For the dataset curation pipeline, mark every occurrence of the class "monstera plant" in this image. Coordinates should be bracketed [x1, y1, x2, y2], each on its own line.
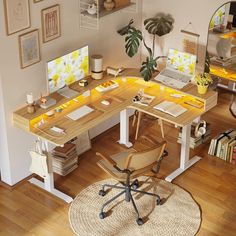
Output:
[118, 13, 174, 81]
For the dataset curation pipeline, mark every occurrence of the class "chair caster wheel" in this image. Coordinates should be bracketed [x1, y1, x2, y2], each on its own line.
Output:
[136, 218, 144, 226]
[132, 179, 139, 190]
[99, 190, 106, 196]
[99, 212, 106, 219]
[156, 196, 161, 205]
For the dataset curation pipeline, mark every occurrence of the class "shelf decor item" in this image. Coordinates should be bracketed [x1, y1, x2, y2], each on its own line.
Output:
[3, 0, 31, 35]
[18, 29, 41, 69]
[41, 5, 61, 43]
[103, 0, 115, 11]
[118, 13, 174, 81]
[194, 72, 213, 95]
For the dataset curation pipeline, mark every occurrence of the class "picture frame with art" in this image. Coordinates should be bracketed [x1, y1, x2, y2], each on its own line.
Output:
[41, 4, 61, 43]
[3, 0, 31, 35]
[18, 29, 41, 69]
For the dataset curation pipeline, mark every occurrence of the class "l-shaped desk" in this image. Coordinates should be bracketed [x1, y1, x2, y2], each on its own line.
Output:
[13, 68, 218, 203]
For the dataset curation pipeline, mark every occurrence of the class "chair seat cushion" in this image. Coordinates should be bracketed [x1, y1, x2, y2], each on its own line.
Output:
[97, 150, 135, 181]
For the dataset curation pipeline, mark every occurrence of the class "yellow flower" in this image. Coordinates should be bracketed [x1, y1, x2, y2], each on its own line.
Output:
[55, 58, 62, 65]
[80, 56, 89, 74]
[188, 63, 195, 75]
[195, 73, 212, 86]
[65, 74, 76, 85]
[72, 51, 79, 60]
[177, 65, 184, 73]
[52, 74, 59, 86]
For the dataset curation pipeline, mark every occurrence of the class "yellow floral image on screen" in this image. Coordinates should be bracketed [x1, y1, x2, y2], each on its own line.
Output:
[167, 49, 197, 75]
[47, 46, 89, 93]
[210, 6, 226, 29]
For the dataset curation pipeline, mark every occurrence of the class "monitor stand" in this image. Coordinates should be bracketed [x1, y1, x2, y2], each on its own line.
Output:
[57, 86, 79, 98]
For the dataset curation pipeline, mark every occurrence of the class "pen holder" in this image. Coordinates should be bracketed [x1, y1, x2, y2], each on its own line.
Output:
[27, 103, 36, 114]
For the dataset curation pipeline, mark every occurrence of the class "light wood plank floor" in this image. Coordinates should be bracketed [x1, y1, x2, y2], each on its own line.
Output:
[0, 89, 236, 236]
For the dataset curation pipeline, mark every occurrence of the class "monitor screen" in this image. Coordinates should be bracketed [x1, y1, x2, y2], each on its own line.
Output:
[167, 49, 197, 76]
[210, 6, 226, 29]
[47, 45, 89, 94]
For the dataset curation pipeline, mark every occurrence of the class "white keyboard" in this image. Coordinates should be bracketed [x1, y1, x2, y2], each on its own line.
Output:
[66, 105, 94, 121]
[161, 69, 191, 83]
[155, 75, 187, 89]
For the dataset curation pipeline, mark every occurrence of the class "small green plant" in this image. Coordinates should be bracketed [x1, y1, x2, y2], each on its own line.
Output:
[195, 72, 213, 86]
[118, 14, 174, 81]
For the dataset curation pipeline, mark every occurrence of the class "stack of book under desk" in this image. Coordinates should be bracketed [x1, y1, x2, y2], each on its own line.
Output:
[178, 123, 211, 149]
[208, 129, 236, 164]
[52, 143, 78, 176]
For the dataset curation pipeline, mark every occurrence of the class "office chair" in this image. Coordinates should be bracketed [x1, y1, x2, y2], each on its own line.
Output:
[132, 111, 165, 140]
[96, 136, 167, 225]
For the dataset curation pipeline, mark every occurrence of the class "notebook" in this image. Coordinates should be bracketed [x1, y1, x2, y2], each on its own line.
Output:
[154, 49, 197, 89]
[153, 101, 188, 117]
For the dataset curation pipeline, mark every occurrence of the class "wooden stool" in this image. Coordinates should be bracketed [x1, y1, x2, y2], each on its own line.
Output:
[132, 111, 165, 140]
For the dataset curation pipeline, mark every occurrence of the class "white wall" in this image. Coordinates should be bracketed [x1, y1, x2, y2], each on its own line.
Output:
[141, 0, 230, 70]
[0, 0, 142, 185]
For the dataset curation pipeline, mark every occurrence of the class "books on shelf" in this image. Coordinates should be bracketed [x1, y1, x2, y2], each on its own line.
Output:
[178, 122, 211, 149]
[208, 129, 236, 164]
[52, 142, 78, 176]
[153, 101, 187, 117]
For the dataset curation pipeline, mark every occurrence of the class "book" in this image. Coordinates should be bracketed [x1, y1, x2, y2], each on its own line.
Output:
[153, 101, 187, 117]
[53, 143, 76, 155]
[134, 93, 155, 106]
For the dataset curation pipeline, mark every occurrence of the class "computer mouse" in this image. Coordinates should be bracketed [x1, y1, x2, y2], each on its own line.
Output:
[101, 100, 110, 106]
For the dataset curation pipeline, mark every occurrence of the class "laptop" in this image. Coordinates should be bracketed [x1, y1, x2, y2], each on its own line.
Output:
[154, 49, 197, 89]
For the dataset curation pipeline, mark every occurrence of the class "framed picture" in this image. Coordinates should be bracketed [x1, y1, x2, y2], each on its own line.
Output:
[41, 5, 61, 43]
[33, 0, 43, 3]
[3, 0, 31, 35]
[18, 29, 41, 68]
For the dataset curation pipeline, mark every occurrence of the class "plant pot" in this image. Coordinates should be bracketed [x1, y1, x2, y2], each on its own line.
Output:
[197, 85, 208, 95]
[104, 0, 115, 11]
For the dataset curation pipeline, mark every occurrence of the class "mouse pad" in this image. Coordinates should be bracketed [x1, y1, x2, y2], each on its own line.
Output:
[91, 95, 125, 112]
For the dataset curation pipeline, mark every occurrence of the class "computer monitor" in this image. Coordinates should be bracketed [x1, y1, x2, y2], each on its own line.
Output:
[210, 5, 226, 29]
[47, 45, 89, 94]
[167, 49, 197, 76]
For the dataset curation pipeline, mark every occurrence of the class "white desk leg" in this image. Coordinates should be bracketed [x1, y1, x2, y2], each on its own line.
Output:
[29, 140, 73, 203]
[165, 123, 201, 182]
[118, 109, 133, 148]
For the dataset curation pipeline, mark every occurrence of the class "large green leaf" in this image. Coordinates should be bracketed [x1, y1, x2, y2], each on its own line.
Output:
[140, 57, 157, 81]
[144, 14, 174, 36]
[124, 27, 142, 57]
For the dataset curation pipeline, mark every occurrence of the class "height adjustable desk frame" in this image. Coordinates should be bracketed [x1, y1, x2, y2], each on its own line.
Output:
[13, 69, 217, 203]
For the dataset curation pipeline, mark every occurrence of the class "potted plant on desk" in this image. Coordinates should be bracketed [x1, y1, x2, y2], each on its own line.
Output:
[194, 72, 213, 95]
[117, 14, 174, 81]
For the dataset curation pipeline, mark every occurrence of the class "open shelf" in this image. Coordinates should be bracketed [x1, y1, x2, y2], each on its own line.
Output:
[79, 0, 137, 30]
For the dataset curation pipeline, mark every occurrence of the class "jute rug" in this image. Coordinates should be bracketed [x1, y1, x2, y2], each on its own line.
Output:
[69, 177, 201, 236]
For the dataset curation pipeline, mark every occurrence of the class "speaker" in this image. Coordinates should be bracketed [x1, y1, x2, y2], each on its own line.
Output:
[194, 120, 207, 138]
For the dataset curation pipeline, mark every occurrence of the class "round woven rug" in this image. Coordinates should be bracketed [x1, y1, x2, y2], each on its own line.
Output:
[69, 177, 201, 236]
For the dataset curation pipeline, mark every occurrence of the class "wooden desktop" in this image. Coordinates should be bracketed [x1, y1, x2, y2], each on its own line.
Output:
[13, 68, 218, 203]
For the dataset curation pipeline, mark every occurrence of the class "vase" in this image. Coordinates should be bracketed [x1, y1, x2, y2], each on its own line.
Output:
[197, 85, 208, 95]
[104, 0, 115, 11]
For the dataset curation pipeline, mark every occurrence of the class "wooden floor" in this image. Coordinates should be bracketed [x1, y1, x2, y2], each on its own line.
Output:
[0, 88, 236, 236]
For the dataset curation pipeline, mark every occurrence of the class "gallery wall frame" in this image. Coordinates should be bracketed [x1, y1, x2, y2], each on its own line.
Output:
[41, 4, 61, 43]
[18, 29, 41, 69]
[4, 0, 31, 35]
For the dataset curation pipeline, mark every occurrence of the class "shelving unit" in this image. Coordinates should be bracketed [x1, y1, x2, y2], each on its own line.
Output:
[79, 0, 138, 30]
